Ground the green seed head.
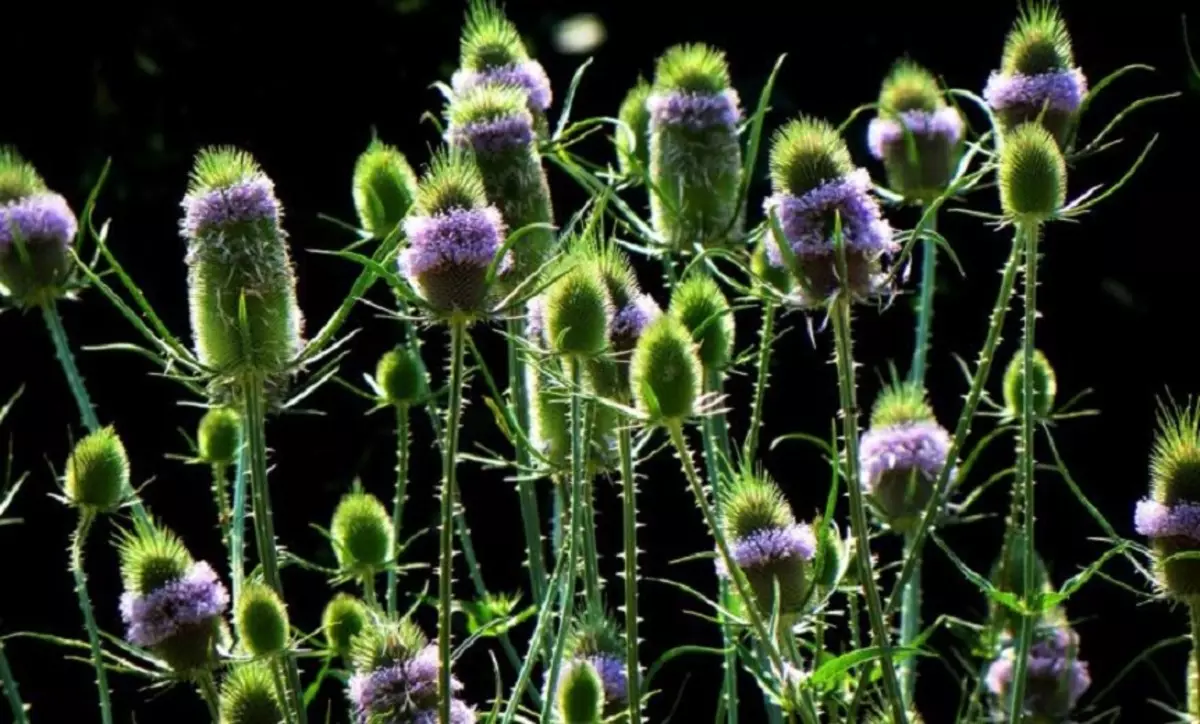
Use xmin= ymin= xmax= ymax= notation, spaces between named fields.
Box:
xmin=558 ymin=659 xmax=604 ymax=724
xmin=219 ymin=662 xmax=284 ymax=724
xmin=460 ymin=0 xmax=529 ymax=70
xmin=669 ymin=274 xmax=735 ymax=371
xmin=197 ymin=407 xmax=241 ymax=467
xmin=769 ymin=116 xmax=856 ymax=197
xmin=653 ymin=43 xmax=732 ymax=94
xmin=352 ymin=140 xmax=419 ymax=241
xmin=1001 ymin=1 xmax=1075 ymax=76
xmin=616 ymin=76 xmax=653 ymax=178
xmin=331 ymin=491 xmax=394 ymax=575
xmin=0 ymin=147 xmax=46 ymax=203
xmin=869 ymin=380 xmax=936 ymax=429
xmin=631 ymin=315 xmax=702 ymax=423
xmin=447 ymin=83 xmax=531 ymax=134
xmin=720 ymin=468 xmax=796 ymax=541
xmin=564 ymin=607 xmax=624 ymax=659
xmin=117 ymin=518 xmax=193 ymax=596
xmin=573 ymin=233 xmax=639 ymax=312
xmin=543 ymin=250 xmax=613 ymax=358
xmin=1150 ymin=397 xmax=1200 ymax=505
xmin=998 ymin=122 xmax=1067 ymax=223
xmin=1001 ymin=348 xmax=1057 ymax=420
xmin=878 ymin=60 xmax=943 ymax=114
xmin=413 ymin=148 xmax=489 ymax=217
xmin=234 ymin=581 xmax=289 ymax=657
xmin=374 ymin=347 xmax=425 ymax=406
xmin=322 ymin=593 xmax=369 ymax=658
xmin=65 ymin=426 xmax=131 ymax=513
xmin=349 ymin=616 xmax=428 ymax=672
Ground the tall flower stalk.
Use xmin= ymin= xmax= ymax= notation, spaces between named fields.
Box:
xmin=438 ymin=318 xmax=469 ymax=722
xmin=617 ymin=421 xmax=642 ymax=722
xmin=0 ymin=640 xmax=26 ymax=724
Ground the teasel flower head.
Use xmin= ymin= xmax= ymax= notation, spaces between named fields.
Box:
xmin=647 ymin=43 xmax=744 ymax=252
xmin=117 ymin=518 xmax=229 ymax=673
xmin=400 ymin=150 xmax=509 ymax=319
xmin=988 ymin=531 xmax=1052 ymax=634
xmin=234 ymin=580 xmax=289 ymax=657
xmin=557 ymin=658 xmax=604 ymax=724
xmin=322 ymin=593 xmax=369 ymax=659
xmin=1001 ymin=347 xmax=1058 ymax=421
xmin=197 ymin=407 xmax=241 ymax=468
xmin=181 ymin=147 xmax=304 ymax=400
xmin=454 ymin=0 xmax=552 ymax=134
xmin=670 ymin=273 xmax=735 ymax=373
xmin=542 ymin=241 xmax=613 ymax=359
xmin=867 ymin=60 xmax=965 ymax=203
xmin=984 ymin=2 xmax=1086 ymax=146
xmin=765 ymin=117 xmax=897 ymax=303
xmin=615 ymin=76 xmax=653 ymax=180
xmin=563 ymin=608 xmax=631 ymax=714
xmin=859 ymin=380 xmax=953 ymax=534
xmin=717 ymin=468 xmax=817 ymax=614
xmin=0 ymin=147 xmax=80 ymax=306
xmin=985 ymin=623 xmax=1091 ymax=720
xmin=331 ymin=490 xmax=394 ymax=578
xmin=998 ymin=123 xmax=1067 ymax=224
xmin=374 ymin=347 xmax=425 ymax=407
xmin=352 ymin=140 xmax=419 ymax=241
xmin=631 ymin=314 xmax=703 ymax=424
xmin=1134 ymin=397 xmax=1200 ymax=600
xmin=445 ymin=83 xmax=555 ymax=299
xmin=219 ymin=661 xmax=285 ymax=724
xmin=64 ymin=426 xmax=132 ymax=514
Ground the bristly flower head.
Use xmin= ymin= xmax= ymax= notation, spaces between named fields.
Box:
xmin=65 ymin=426 xmax=131 ymax=514
xmin=985 ymin=2 xmax=1087 ymax=145
xmin=400 ymin=149 xmax=509 ymax=318
xmin=0 ymin=147 xmax=80 ymax=306
xmin=350 ymin=617 xmax=428 ymax=673
xmin=860 ymin=381 xmax=952 ymax=534
xmin=615 ymin=76 xmax=653 ymax=179
xmin=352 ymin=140 xmax=419 ymax=241
xmin=647 ymin=43 xmax=744 ymax=251
xmin=455 ymin=0 xmax=551 ymax=128
xmin=1135 ymin=396 xmax=1200 ymax=599
xmin=322 ymin=593 xmax=369 ymax=659
xmin=573 ymin=234 xmax=658 ymax=355
xmin=1001 ymin=348 xmax=1058 ymax=421
xmin=374 ymin=347 xmax=425 ymax=407
xmin=331 ymin=491 xmax=395 ymax=577
xmin=197 ymin=407 xmax=241 ymax=468
xmin=446 ymin=83 xmax=535 ymax=156
xmin=0 ymin=146 xmax=46 ymax=203
xmin=999 ymin=122 xmax=1067 ymax=223
xmin=563 ymin=609 xmax=630 ymax=712
xmin=985 ymin=624 xmax=1091 ymax=720
xmin=631 ymin=314 xmax=702 ymax=423
xmin=234 ymin=580 xmax=289 ymax=657
xmin=219 ymin=662 xmax=285 ymax=724
xmin=868 ymin=60 xmax=965 ymax=203
xmin=765 ymin=116 xmax=896 ymax=302
xmin=542 ymin=239 xmax=614 ymax=359
xmin=670 ymin=273 xmax=735 ymax=372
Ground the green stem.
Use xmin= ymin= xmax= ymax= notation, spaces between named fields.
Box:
xmin=1189 ymin=604 xmax=1200 ymax=721
xmin=898 ymin=532 xmax=921 ymax=706
xmin=909 ymin=218 xmax=938 ymax=386
xmin=743 ymin=302 xmax=777 ymax=463
xmin=438 ymin=319 xmax=468 ymax=724
xmin=552 ymin=484 xmax=565 ymax=557
xmin=1007 ymin=222 xmax=1041 ymax=724
xmin=571 ymin=361 xmax=600 ymax=609
xmin=617 ymin=423 xmax=642 ymax=723
xmin=362 ymin=573 xmax=378 ymax=610
xmin=0 ymin=640 xmax=27 ymax=724
xmin=271 ymin=658 xmax=297 ymax=724
xmin=701 ymin=372 xmax=738 ymax=724
xmin=230 ymin=429 xmax=248 ymax=606
xmin=197 ymin=670 xmax=222 ymax=721
xmin=210 ymin=463 xmax=233 ymax=556
xmin=829 ymin=295 xmax=906 ymax=724
xmin=71 ymin=512 xmax=113 ymax=724
xmin=507 ymin=318 xmax=548 ymax=604
xmin=386 ymin=404 xmax=410 ymax=617
xmin=539 ymin=447 xmax=584 ymax=723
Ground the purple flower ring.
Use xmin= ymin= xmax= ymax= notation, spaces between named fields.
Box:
xmin=452 ymin=60 xmax=553 ymax=112
xmin=400 ymin=206 xmax=509 ymax=314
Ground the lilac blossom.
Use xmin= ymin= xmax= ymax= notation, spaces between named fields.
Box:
xmin=860 ymin=420 xmax=952 ymax=493
xmin=611 ymin=293 xmax=662 ymax=350
xmin=866 ymin=107 xmax=965 ymax=159
xmin=577 ymin=653 xmax=628 ymax=704
xmin=1134 ymin=499 xmax=1200 ymax=541
xmin=0 ymin=193 xmax=77 ymax=248
xmin=452 ymin=61 xmax=553 ymax=111
xmin=119 ymin=561 xmax=229 ymax=648
xmin=715 ymin=523 xmax=817 ymax=579
xmin=348 ymin=645 xmax=470 ymax=723
xmin=647 ymin=88 xmax=741 ymax=130
xmin=985 ymin=626 xmax=1091 ymax=717
xmin=412 ymin=700 xmax=477 ymax=724
xmin=762 ymin=168 xmax=896 ymax=266
xmin=984 ymin=68 xmax=1088 ymax=114
xmin=399 ymin=207 xmax=509 ymax=281
xmin=181 ymin=176 xmax=280 ymax=239
xmin=446 ymin=115 xmax=535 ymax=155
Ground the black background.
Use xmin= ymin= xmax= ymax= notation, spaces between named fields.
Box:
xmin=2 ymin=0 xmax=1198 ymax=721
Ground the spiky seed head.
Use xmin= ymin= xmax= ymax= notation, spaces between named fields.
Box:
xmin=352 ymin=140 xmax=419 ymax=241
xmin=720 ymin=469 xmax=796 ymax=542
xmin=234 ymin=581 xmax=289 ymax=657
xmin=446 ymin=82 xmax=530 ymax=131
xmin=375 ymin=347 xmax=425 ymax=406
xmin=616 ymin=77 xmax=653 ymax=177
xmin=878 ymin=60 xmax=943 ymax=113
xmin=460 ymin=0 xmax=529 ymax=70
xmin=65 ymin=426 xmax=131 ymax=513
xmin=330 ymin=491 xmax=394 ymax=575
xmin=769 ymin=117 xmax=856 ymax=197
xmin=558 ymin=659 xmax=604 ymax=724
xmin=1001 ymin=348 xmax=1057 ymax=420
xmin=653 ymin=43 xmax=732 ymax=94
xmin=669 ymin=274 xmax=735 ymax=371
xmin=565 ymin=608 xmax=624 ymax=659
xmin=809 ymin=518 xmax=845 ymax=590
xmin=573 ymin=234 xmax=639 ymax=312
xmin=413 ymin=149 xmax=490 ymax=217
xmin=988 ymin=530 xmax=1052 ymax=633
xmin=219 ymin=662 xmax=284 ymax=724
xmin=322 ymin=593 xmax=369 ymax=658
xmin=187 ymin=147 xmax=263 ymax=196
xmin=630 ymin=315 xmax=702 ymax=422
xmin=1150 ymin=398 xmax=1200 ymax=505
xmin=197 ymin=407 xmax=241 ymax=467
xmin=870 ymin=380 xmax=936 ymax=429
xmin=117 ymin=518 xmax=193 ymax=596
xmin=1001 ymin=2 xmax=1075 ymax=76
xmin=0 ymin=147 xmax=46 ymax=203
xmin=349 ymin=617 xmax=428 ymax=672
xmin=544 ymin=253 xmax=613 ymax=358
xmin=998 ymin=123 xmax=1066 ymax=222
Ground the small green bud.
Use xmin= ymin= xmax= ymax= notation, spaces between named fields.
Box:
xmin=234 ymin=581 xmax=289 ymax=657
xmin=998 ymin=123 xmax=1067 ymax=223
xmin=322 ymin=593 xmax=368 ymax=658
xmin=65 ymin=426 xmax=130 ymax=513
xmin=544 ymin=256 xmax=612 ymax=358
xmin=352 ymin=140 xmax=418 ymax=241
xmin=670 ymin=274 xmax=735 ymax=371
xmin=374 ymin=347 xmax=425 ymax=406
xmin=197 ymin=407 xmax=241 ymax=467
xmin=1001 ymin=348 xmax=1057 ymax=420
xmin=219 ymin=662 xmax=284 ymax=724
xmin=557 ymin=659 xmax=604 ymax=724
xmin=630 ymin=315 xmax=702 ymax=423
xmin=615 ymin=76 xmax=652 ymax=179
xmin=331 ymin=491 xmax=394 ymax=575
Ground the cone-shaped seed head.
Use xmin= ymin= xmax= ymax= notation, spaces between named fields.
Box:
xmin=353 ymin=140 xmax=419 ymax=241
xmin=65 ymin=426 xmax=131 ymax=513
xmin=999 ymin=123 xmax=1066 ymax=223
xmin=631 ymin=315 xmax=702 ymax=422
xmin=456 ymin=0 xmax=552 ymax=132
xmin=0 ymin=147 xmax=79 ymax=305
xmin=234 ymin=580 xmax=289 ymax=657
xmin=654 ymin=43 xmax=732 ymax=94
xmin=769 ymin=117 xmax=856 ymax=198
xmin=670 ymin=274 xmax=735 ymax=371
xmin=1135 ymin=398 xmax=1200 ymax=599
xmin=1001 ymin=2 xmax=1075 ymax=76
xmin=349 ymin=616 xmax=429 ymax=672
xmin=0 ymin=146 xmax=46 ymax=203
xmin=446 ymin=84 xmax=536 ymax=155
xmin=198 ymin=407 xmax=241 ymax=467
xmin=563 ymin=610 xmax=630 ymax=710
xmin=1002 ymin=348 xmax=1057 ymax=420
xmin=219 ymin=662 xmax=284 ymax=724
xmin=331 ymin=491 xmax=394 ymax=575
xmin=616 ymin=77 xmax=653 ymax=178
xmin=375 ymin=347 xmax=425 ymax=406
xmin=322 ymin=593 xmax=368 ymax=657
xmin=544 ymin=247 xmax=613 ymax=358
xmin=558 ymin=659 xmax=604 ymax=724
xmin=869 ymin=380 xmax=936 ymax=429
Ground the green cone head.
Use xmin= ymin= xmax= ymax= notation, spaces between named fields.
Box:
xmin=352 ymin=139 xmax=418 ymax=241
xmin=1001 ymin=2 xmax=1075 ymax=76
xmin=322 ymin=593 xmax=369 ymax=658
xmin=769 ymin=116 xmax=856 ymax=197
xmin=557 ymin=659 xmax=604 ymax=724
xmin=998 ymin=123 xmax=1067 ymax=223
xmin=349 ymin=616 xmax=428 ymax=672
xmin=65 ymin=426 xmax=131 ymax=514
xmin=198 ymin=407 xmax=241 ymax=467
xmin=234 ymin=580 xmax=289 ymax=657
xmin=669 ymin=274 xmax=735 ymax=372
xmin=616 ymin=77 xmax=652 ymax=178
xmin=331 ymin=491 xmax=394 ymax=576
xmin=0 ymin=147 xmax=78 ymax=306
xmin=1001 ymin=348 xmax=1057 ymax=420
xmin=374 ymin=347 xmax=425 ymax=406
xmin=543 ymin=248 xmax=613 ymax=358
xmin=219 ymin=662 xmax=284 ymax=724
xmin=630 ymin=315 xmax=702 ymax=423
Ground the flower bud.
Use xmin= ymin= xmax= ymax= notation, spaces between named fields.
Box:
xmin=765 ymin=117 xmax=896 ymax=302
xmin=400 ymin=150 xmax=509 ymax=317
xmin=181 ymin=147 xmax=304 ymax=396
xmin=564 ymin=610 xmax=631 ymax=715
xmin=985 ymin=3 xmax=1087 ymax=146
xmin=985 ymin=624 xmax=1091 ymax=720
xmin=648 ymin=44 xmax=744 ymax=251
xmin=557 ymin=659 xmax=604 ymax=724
xmin=860 ymin=382 xmax=952 ymax=534
xmin=455 ymin=0 xmax=552 ymax=135
xmin=322 ymin=593 xmax=368 ymax=658
xmin=1135 ymin=398 xmax=1200 ymax=599
xmin=197 ymin=407 xmax=241 ymax=467
xmin=374 ymin=347 xmax=425 ymax=406
xmin=219 ymin=662 xmax=285 ymax=724
xmin=988 ymin=530 xmax=1051 ymax=634
xmin=867 ymin=61 xmax=965 ymax=203
xmin=543 ymin=252 xmax=613 ymax=359
xmin=670 ymin=274 xmax=735 ymax=372
xmin=998 ymin=123 xmax=1067 ymax=224
xmin=331 ymin=491 xmax=394 ymax=576
xmin=615 ymin=77 xmax=652 ymax=180
xmin=1001 ymin=348 xmax=1057 ymax=421
xmin=65 ymin=426 xmax=131 ymax=514
xmin=631 ymin=315 xmax=702 ymax=423
xmin=0 ymin=147 xmax=79 ymax=306
xmin=352 ymin=140 xmax=418 ymax=241
xmin=234 ymin=580 xmax=289 ymax=657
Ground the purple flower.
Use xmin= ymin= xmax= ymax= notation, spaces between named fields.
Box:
xmin=716 ymin=523 xmax=817 ymax=578
xmin=413 ymin=699 xmax=477 ymax=724
xmin=985 ymin=626 xmax=1091 ymax=718
xmin=984 ymin=68 xmax=1088 ymax=114
xmin=579 ymin=653 xmax=628 ymax=704
xmin=447 ymin=115 xmax=535 ymax=155
xmin=763 ymin=168 xmax=896 ymax=267
xmin=119 ymin=561 xmax=229 ymax=648
xmin=181 ymin=176 xmax=280 ymax=239
xmin=860 ymin=420 xmax=951 ymax=493
xmin=867 ymin=107 xmax=965 ymax=159
xmin=1134 ymin=499 xmax=1200 ymax=541
xmin=0 ymin=193 xmax=77 ymax=248
xmin=526 ymin=296 xmax=546 ymax=344
xmin=348 ymin=645 xmax=466 ymax=723
xmin=452 ymin=61 xmax=553 ymax=112
xmin=647 ymin=89 xmax=742 ymax=130
xmin=611 ymin=294 xmax=661 ymax=350
xmin=399 ymin=207 xmax=509 ymax=281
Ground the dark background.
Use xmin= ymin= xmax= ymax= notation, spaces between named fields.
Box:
xmin=2 ymin=0 xmax=1197 ymax=721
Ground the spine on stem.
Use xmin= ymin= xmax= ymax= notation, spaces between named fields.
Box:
xmin=438 ymin=319 xmax=469 ymax=724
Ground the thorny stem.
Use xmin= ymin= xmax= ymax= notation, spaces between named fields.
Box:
xmin=271 ymin=658 xmax=297 ymax=724
xmin=386 ymin=403 xmax=409 ymax=617
xmin=0 ymin=640 xmax=27 ymax=724
xmin=71 ymin=512 xmax=113 ymax=724
xmin=573 ymin=363 xmax=600 ymax=608
xmin=230 ymin=430 xmax=249 ymax=606
xmin=1189 ymin=604 xmax=1200 ymax=720
xmin=361 ymin=572 xmax=379 ymax=610
xmin=506 ymin=318 xmax=548 ymax=604
xmin=438 ymin=318 xmax=468 ymax=724
xmin=210 ymin=463 xmax=233 ymax=560
xmin=617 ymin=422 xmax=643 ymax=723
xmin=743 ymin=300 xmax=777 ymax=463
xmin=197 ymin=670 xmax=222 ymax=721
xmin=899 ymin=532 xmax=921 ymax=707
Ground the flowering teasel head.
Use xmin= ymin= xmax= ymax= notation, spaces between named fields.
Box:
xmin=647 ymin=43 xmax=745 ymax=252
xmin=542 ymin=242 xmax=613 ymax=359
xmin=563 ymin=608 xmax=631 ymax=715
xmin=670 ymin=273 xmax=735 ymax=373
xmin=557 ymin=659 xmax=604 ymax=724
xmin=197 ymin=407 xmax=241 ymax=468
xmin=352 ymin=140 xmax=419 ymax=242
xmin=1001 ymin=347 xmax=1058 ymax=421
xmin=630 ymin=314 xmax=703 ymax=424
xmin=374 ymin=347 xmax=425 ymax=407
xmin=181 ymin=147 xmax=304 ymax=398
xmin=219 ymin=662 xmax=285 ymax=724
xmin=867 ymin=60 xmax=965 ymax=203
xmin=859 ymin=381 xmax=952 ymax=534
xmin=1134 ymin=397 xmax=1200 ymax=600
xmin=454 ymin=0 xmax=552 ymax=135
xmin=331 ymin=491 xmax=394 ymax=578
xmin=615 ymin=76 xmax=653 ymax=180
xmin=765 ymin=117 xmax=897 ymax=303
xmin=64 ymin=426 xmax=131 ymax=515
xmin=400 ymin=150 xmax=509 ymax=319
xmin=985 ymin=623 xmax=1091 ymax=721
xmin=322 ymin=593 xmax=368 ymax=659
xmin=0 ymin=147 xmax=80 ymax=306
xmin=117 ymin=518 xmax=229 ymax=673
xmin=985 ymin=1 xmax=1087 ymax=146
xmin=717 ymin=468 xmax=817 ymax=614
xmin=234 ymin=580 xmax=290 ymax=657
xmin=999 ymin=123 xmax=1067 ymax=225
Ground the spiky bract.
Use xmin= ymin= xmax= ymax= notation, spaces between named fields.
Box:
xmin=234 ymin=580 xmax=289 ymax=657
xmin=219 ymin=662 xmax=284 ymax=724
xmin=670 ymin=274 xmax=735 ymax=371
xmin=65 ymin=426 xmax=131 ymax=513
xmin=322 ymin=593 xmax=369 ymax=658
xmin=352 ymin=140 xmax=419 ymax=241
xmin=1001 ymin=347 xmax=1057 ymax=420
xmin=1000 ymin=2 xmax=1075 ymax=76
xmin=197 ymin=407 xmax=242 ymax=467
xmin=331 ymin=491 xmax=394 ymax=576
xmin=630 ymin=315 xmax=702 ymax=423
xmin=375 ymin=347 xmax=425 ymax=406
xmin=616 ymin=77 xmax=653 ymax=178
xmin=999 ymin=123 xmax=1066 ymax=223
xmin=720 ymin=468 xmax=795 ymax=542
